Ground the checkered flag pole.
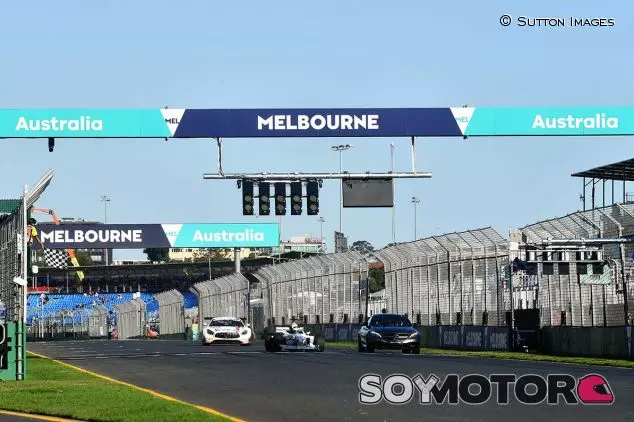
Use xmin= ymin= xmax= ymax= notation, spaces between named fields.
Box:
xmin=43 ymin=248 xmax=70 ymax=269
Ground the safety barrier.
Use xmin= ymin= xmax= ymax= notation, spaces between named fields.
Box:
xmin=26 ymin=307 xmax=94 ymax=341
xmin=253 ymin=250 xmax=368 ymax=326
xmin=191 ymin=273 xmax=251 ymax=324
xmin=0 ymin=199 xmax=23 ymax=323
xmin=88 ymin=304 xmax=109 ymax=338
xmin=373 ymin=228 xmax=510 ymax=327
xmin=153 ymin=289 xmax=185 ymax=337
xmin=518 ymin=202 xmax=634 ymax=327
xmin=113 ymin=298 xmax=146 ymax=340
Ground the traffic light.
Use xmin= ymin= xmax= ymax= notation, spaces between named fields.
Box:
xmin=259 ymin=182 xmax=270 ymax=215
xmin=290 ymin=182 xmax=302 ymax=215
xmin=275 ymin=182 xmax=286 ymax=215
xmin=242 ymin=180 xmax=254 ymax=215
xmin=306 ymin=181 xmax=319 ymax=215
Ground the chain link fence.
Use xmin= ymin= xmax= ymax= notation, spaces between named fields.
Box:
xmin=253 ymin=250 xmax=368 ymax=326
xmin=191 ymin=273 xmax=251 ymax=323
xmin=153 ymin=289 xmax=185 ymax=336
xmin=0 ymin=201 xmax=23 ymax=323
xmin=26 ymin=307 xmax=95 ymax=340
xmin=518 ymin=202 xmax=634 ymax=327
xmin=88 ymin=304 xmax=109 ymax=338
xmin=113 ymin=298 xmax=147 ymax=340
xmin=373 ymin=228 xmax=510 ymax=327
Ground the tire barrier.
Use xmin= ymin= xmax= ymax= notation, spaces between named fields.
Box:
xmin=113 ymin=298 xmax=146 ymax=340
xmin=153 ymin=289 xmax=185 ymax=337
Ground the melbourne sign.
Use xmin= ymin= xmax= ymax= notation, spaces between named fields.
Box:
xmin=3 ymin=107 xmax=634 ymax=138
xmin=31 ymin=223 xmax=280 ymax=249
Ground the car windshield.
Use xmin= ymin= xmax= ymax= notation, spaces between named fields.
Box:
xmin=371 ymin=315 xmax=412 ymax=327
xmin=211 ymin=319 xmax=243 ymax=327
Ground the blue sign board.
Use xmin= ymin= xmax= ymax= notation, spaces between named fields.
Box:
xmin=32 ymin=223 xmax=280 ymax=249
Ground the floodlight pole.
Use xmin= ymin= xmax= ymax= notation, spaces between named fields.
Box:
xmin=331 ymin=144 xmax=354 ymax=232
xmin=411 ymin=196 xmax=420 ymax=240
xmin=101 ymin=195 xmax=110 ymax=265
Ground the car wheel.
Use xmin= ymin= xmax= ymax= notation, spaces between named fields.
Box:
xmin=315 ymin=336 xmax=325 ymax=352
xmin=411 ymin=347 xmax=421 ymax=354
xmin=264 ymin=337 xmax=274 ymax=352
xmin=358 ymin=339 xmax=365 ymax=352
xmin=402 ymin=348 xmax=410 ymax=354
xmin=366 ymin=342 xmax=375 ymax=353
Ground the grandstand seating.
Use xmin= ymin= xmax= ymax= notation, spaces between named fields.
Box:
xmin=26 ymin=290 xmax=199 ymax=325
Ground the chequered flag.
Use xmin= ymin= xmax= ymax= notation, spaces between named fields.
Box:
xmin=43 ymin=248 xmax=69 ymax=269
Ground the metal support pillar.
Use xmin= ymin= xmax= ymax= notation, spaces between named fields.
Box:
xmin=234 ymin=248 xmax=241 ymax=274
xmin=411 ymin=136 xmax=417 ymax=174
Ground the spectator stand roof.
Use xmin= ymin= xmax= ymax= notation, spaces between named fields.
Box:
xmin=571 ymin=158 xmax=634 ymax=210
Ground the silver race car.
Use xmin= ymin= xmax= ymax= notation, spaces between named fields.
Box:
xmin=264 ymin=323 xmax=325 ymax=352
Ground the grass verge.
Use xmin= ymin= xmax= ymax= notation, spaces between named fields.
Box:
xmin=328 ymin=341 xmax=634 ymax=369
xmin=0 ymin=354 xmax=234 ymax=422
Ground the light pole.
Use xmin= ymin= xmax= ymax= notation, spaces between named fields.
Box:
xmin=411 ymin=196 xmax=420 ymax=240
xmin=318 ymin=217 xmax=325 ymax=252
xmin=390 ymin=142 xmax=395 ymax=244
xmin=101 ymin=196 xmax=110 ymax=265
xmin=331 ymin=144 xmax=354 ymax=233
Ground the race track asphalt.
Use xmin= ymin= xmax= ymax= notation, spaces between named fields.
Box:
xmin=29 ymin=339 xmax=634 ymax=422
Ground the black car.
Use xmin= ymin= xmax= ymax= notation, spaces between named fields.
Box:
xmin=358 ymin=313 xmax=420 ymax=354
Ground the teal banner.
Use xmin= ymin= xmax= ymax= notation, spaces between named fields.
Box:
xmin=0 ymin=109 xmax=172 ymax=138
xmin=463 ymin=107 xmax=634 ymax=136
xmin=2 ymin=107 xmax=634 ymax=138
xmin=169 ymin=223 xmax=280 ymax=248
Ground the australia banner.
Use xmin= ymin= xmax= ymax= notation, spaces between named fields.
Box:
xmin=3 ymin=107 xmax=634 ymax=138
xmin=31 ymin=223 xmax=280 ymax=249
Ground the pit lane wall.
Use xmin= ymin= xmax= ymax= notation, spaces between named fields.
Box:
xmin=297 ymin=323 xmax=511 ymax=351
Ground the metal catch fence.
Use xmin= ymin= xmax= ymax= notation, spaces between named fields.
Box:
xmin=0 ymin=202 xmax=23 ymax=323
xmin=113 ymin=298 xmax=147 ymax=339
xmin=518 ymin=202 xmax=634 ymax=327
xmin=27 ymin=307 xmax=95 ymax=340
xmin=153 ymin=289 xmax=185 ymax=335
xmin=373 ymin=228 xmax=510 ymax=327
xmin=191 ymin=273 xmax=251 ymax=323
xmin=253 ymin=250 xmax=368 ymax=325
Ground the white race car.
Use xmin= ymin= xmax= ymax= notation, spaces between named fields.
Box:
xmin=264 ymin=323 xmax=325 ymax=352
xmin=201 ymin=316 xmax=253 ymax=346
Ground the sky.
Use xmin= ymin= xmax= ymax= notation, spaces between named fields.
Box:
xmin=1 ymin=1 xmax=633 ymax=260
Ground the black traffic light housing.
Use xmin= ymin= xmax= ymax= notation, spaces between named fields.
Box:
xmin=242 ymin=180 xmax=254 ymax=215
xmin=290 ymin=182 xmax=302 ymax=215
xmin=274 ymin=183 xmax=286 ymax=215
xmin=259 ymin=182 xmax=271 ymax=215
xmin=306 ymin=181 xmax=319 ymax=215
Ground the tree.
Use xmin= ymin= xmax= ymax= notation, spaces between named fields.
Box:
xmin=350 ymin=240 xmax=375 ymax=255
xmin=385 ymin=242 xmax=399 ymax=248
xmin=73 ymin=250 xmax=93 ymax=267
xmin=192 ymin=248 xmax=233 ymax=262
xmin=143 ymin=248 xmax=170 ymax=263
xmin=368 ymin=267 xmax=385 ymax=293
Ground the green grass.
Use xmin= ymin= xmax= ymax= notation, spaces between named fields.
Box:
xmin=328 ymin=341 xmax=634 ymax=369
xmin=0 ymin=354 xmax=234 ymax=422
